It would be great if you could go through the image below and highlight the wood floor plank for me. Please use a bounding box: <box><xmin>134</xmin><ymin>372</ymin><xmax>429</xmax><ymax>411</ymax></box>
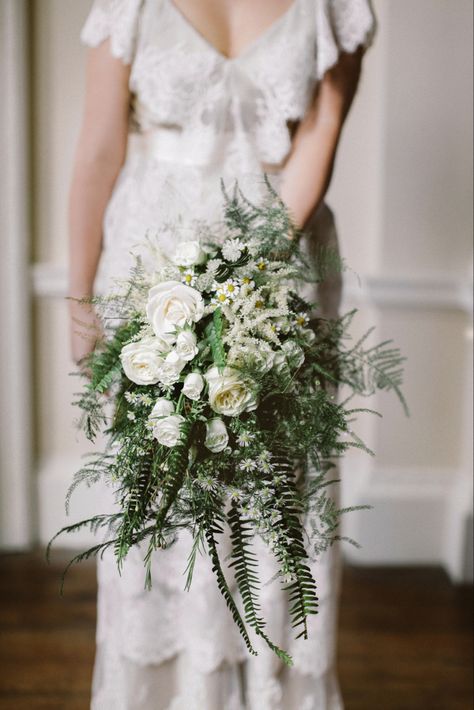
<box><xmin>0</xmin><ymin>551</ymin><xmax>472</xmax><ymax>709</ymax></box>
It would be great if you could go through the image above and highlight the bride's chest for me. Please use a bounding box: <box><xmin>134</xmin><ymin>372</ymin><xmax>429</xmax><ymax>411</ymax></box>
<box><xmin>129</xmin><ymin>0</ymin><xmax>318</xmax><ymax>131</ymax></box>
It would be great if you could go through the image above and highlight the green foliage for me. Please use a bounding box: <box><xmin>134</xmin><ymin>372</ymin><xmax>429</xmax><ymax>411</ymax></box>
<box><xmin>65</xmin><ymin>452</ymin><xmax>114</xmax><ymax>514</ymax></box>
<box><xmin>204</xmin><ymin>506</ymin><xmax>257</xmax><ymax>658</ymax></box>
<box><xmin>228</xmin><ymin>502</ymin><xmax>293</xmax><ymax>665</ymax></box>
<box><xmin>52</xmin><ymin>179</ymin><xmax>408</xmax><ymax>664</ymax></box>
<box><xmin>204</xmin><ymin>307</ymin><xmax>226</xmax><ymax>371</ymax></box>
<box><xmin>269</xmin><ymin>453</ymin><xmax>318</xmax><ymax>639</ymax></box>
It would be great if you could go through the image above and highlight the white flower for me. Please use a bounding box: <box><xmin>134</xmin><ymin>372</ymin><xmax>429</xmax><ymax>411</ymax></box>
<box><xmin>294</xmin><ymin>312</ymin><xmax>310</xmax><ymax>327</ymax></box>
<box><xmin>300</xmin><ymin>328</ymin><xmax>316</xmax><ymax>346</ymax></box>
<box><xmin>204</xmin><ymin>418</ymin><xmax>229</xmax><ymax>453</ymax></box>
<box><xmin>205</xmin><ymin>366</ymin><xmax>257</xmax><ymax>417</ymax></box>
<box><xmin>221</xmin><ymin>279</ymin><xmax>240</xmax><ymax>299</ymax></box>
<box><xmin>182</xmin><ymin>372</ymin><xmax>205</xmax><ymax>400</ymax></box>
<box><xmin>206</xmin><ymin>258</ymin><xmax>223</xmax><ymax>275</ymax></box>
<box><xmin>152</xmin><ymin>414</ymin><xmax>185</xmax><ymax>447</ymax></box>
<box><xmin>175</xmin><ymin>330</ymin><xmax>199</xmax><ymax>362</ymax></box>
<box><xmin>126</xmin><ymin>411</ymin><xmax>136</xmax><ymax>421</ymax></box>
<box><xmin>239</xmin><ymin>276</ymin><xmax>255</xmax><ymax>295</ymax></box>
<box><xmin>222</xmin><ymin>239</ymin><xmax>244</xmax><ymax>262</ymax></box>
<box><xmin>282</xmin><ymin>340</ymin><xmax>305</xmax><ymax>368</ymax></box>
<box><xmin>273</xmin><ymin>351</ymin><xmax>288</xmax><ymax>374</ymax></box>
<box><xmin>146</xmin><ymin>281</ymin><xmax>204</xmax><ymax>343</ymax></box>
<box><xmin>239</xmin><ymin>458</ymin><xmax>257</xmax><ymax>472</ymax></box>
<box><xmin>228</xmin><ymin>340</ymin><xmax>275</xmax><ymax>375</ymax></box>
<box><xmin>236</xmin><ymin>431</ymin><xmax>254</xmax><ymax>447</ymax></box>
<box><xmin>211</xmin><ymin>292</ymin><xmax>231</xmax><ymax>307</ymax></box>
<box><xmin>159</xmin><ymin>350</ymin><xmax>186</xmax><ymax>386</ymax></box>
<box><xmin>149</xmin><ymin>398</ymin><xmax>175</xmax><ymax>422</ymax></box>
<box><xmin>172</xmin><ymin>241</ymin><xmax>206</xmax><ymax>268</ymax></box>
<box><xmin>181</xmin><ymin>269</ymin><xmax>197</xmax><ymax>287</ymax></box>
<box><xmin>139</xmin><ymin>393</ymin><xmax>153</xmax><ymax>406</ymax></box>
<box><xmin>120</xmin><ymin>337</ymin><xmax>165</xmax><ymax>385</ymax></box>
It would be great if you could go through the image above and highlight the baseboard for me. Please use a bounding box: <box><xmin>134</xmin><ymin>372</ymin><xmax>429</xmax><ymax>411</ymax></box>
<box><xmin>37</xmin><ymin>454</ymin><xmax>117</xmax><ymax>551</ymax></box>
<box><xmin>37</xmin><ymin>454</ymin><xmax>473</xmax><ymax>583</ymax></box>
<box><xmin>340</xmin><ymin>464</ymin><xmax>473</xmax><ymax>582</ymax></box>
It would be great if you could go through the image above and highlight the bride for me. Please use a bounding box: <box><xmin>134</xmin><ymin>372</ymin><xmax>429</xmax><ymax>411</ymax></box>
<box><xmin>69</xmin><ymin>1</ymin><xmax>377</xmax><ymax>708</ymax></box>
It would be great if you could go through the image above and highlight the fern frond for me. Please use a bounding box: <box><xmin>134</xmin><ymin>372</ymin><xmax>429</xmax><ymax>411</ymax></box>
<box><xmin>184</xmin><ymin>526</ymin><xmax>205</xmax><ymax>592</ymax></box>
<box><xmin>228</xmin><ymin>502</ymin><xmax>293</xmax><ymax>665</ymax></box>
<box><xmin>205</xmin><ymin>514</ymin><xmax>257</xmax><ymax>657</ymax></box>
<box><xmin>270</xmin><ymin>453</ymin><xmax>319</xmax><ymax>640</ymax></box>
<box><xmin>65</xmin><ymin>452</ymin><xmax>113</xmax><ymax>514</ymax></box>
<box><xmin>46</xmin><ymin>513</ymin><xmax>122</xmax><ymax>562</ymax></box>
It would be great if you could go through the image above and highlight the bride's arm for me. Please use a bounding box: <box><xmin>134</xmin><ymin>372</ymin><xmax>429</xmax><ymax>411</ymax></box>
<box><xmin>279</xmin><ymin>47</ymin><xmax>365</xmax><ymax>230</ymax></box>
<box><xmin>68</xmin><ymin>41</ymin><xmax>131</xmax><ymax>363</ymax></box>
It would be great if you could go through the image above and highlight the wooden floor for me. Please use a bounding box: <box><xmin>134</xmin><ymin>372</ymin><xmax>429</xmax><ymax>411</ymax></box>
<box><xmin>0</xmin><ymin>551</ymin><xmax>472</xmax><ymax>710</ymax></box>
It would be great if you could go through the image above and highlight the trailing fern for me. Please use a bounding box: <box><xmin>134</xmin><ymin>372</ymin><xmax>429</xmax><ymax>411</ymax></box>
<box><xmin>51</xmin><ymin>180</ymin><xmax>408</xmax><ymax>665</ymax></box>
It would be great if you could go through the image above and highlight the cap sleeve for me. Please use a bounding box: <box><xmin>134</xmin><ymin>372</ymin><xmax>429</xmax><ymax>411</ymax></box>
<box><xmin>315</xmin><ymin>0</ymin><xmax>377</xmax><ymax>81</ymax></box>
<box><xmin>80</xmin><ymin>0</ymin><xmax>144</xmax><ymax>65</ymax></box>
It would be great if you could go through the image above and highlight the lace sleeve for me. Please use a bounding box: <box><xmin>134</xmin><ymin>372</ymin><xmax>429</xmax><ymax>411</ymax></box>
<box><xmin>80</xmin><ymin>0</ymin><xmax>144</xmax><ymax>65</ymax></box>
<box><xmin>314</xmin><ymin>0</ymin><xmax>377</xmax><ymax>81</ymax></box>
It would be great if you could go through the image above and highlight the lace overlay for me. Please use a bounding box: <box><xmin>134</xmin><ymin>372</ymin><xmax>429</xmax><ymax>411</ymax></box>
<box><xmin>80</xmin><ymin>0</ymin><xmax>377</xmax><ymax>707</ymax></box>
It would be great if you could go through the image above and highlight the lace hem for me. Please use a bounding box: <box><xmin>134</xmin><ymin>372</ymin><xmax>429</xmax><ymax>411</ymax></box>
<box><xmin>91</xmin><ymin>641</ymin><xmax>344</xmax><ymax>710</ymax></box>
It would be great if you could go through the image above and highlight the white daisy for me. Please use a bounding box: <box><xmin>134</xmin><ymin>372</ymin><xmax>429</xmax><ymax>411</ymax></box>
<box><xmin>221</xmin><ymin>279</ymin><xmax>240</xmax><ymax>299</ymax></box>
<box><xmin>239</xmin><ymin>276</ymin><xmax>255</xmax><ymax>295</ymax></box>
<box><xmin>239</xmin><ymin>458</ymin><xmax>257</xmax><ymax>472</ymax></box>
<box><xmin>181</xmin><ymin>269</ymin><xmax>197</xmax><ymax>287</ymax></box>
<box><xmin>139</xmin><ymin>393</ymin><xmax>153</xmax><ymax>406</ymax></box>
<box><xmin>236</xmin><ymin>431</ymin><xmax>254</xmax><ymax>447</ymax></box>
<box><xmin>294</xmin><ymin>312</ymin><xmax>309</xmax><ymax>327</ymax></box>
<box><xmin>211</xmin><ymin>292</ymin><xmax>231</xmax><ymax>307</ymax></box>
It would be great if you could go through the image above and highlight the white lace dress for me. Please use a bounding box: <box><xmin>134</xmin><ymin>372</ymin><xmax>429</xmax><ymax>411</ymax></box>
<box><xmin>80</xmin><ymin>1</ymin><xmax>377</xmax><ymax>708</ymax></box>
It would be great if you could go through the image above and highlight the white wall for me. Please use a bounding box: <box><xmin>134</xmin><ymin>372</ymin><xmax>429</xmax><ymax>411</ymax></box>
<box><xmin>2</xmin><ymin>0</ymin><xmax>472</xmax><ymax>578</ymax></box>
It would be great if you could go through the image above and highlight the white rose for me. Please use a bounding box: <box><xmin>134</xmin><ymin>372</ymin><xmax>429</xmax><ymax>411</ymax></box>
<box><xmin>273</xmin><ymin>351</ymin><xmax>288</xmax><ymax>374</ymax></box>
<box><xmin>158</xmin><ymin>350</ymin><xmax>186</xmax><ymax>386</ymax></box>
<box><xmin>149</xmin><ymin>398</ymin><xmax>175</xmax><ymax>421</ymax></box>
<box><xmin>153</xmin><ymin>414</ymin><xmax>185</xmax><ymax>447</ymax></box>
<box><xmin>182</xmin><ymin>372</ymin><xmax>205</xmax><ymax>400</ymax></box>
<box><xmin>282</xmin><ymin>340</ymin><xmax>305</xmax><ymax>368</ymax></box>
<box><xmin>300</xmin><ymin>328</ymin><xmax>316</xmax><ymax>346</ymax></box>
<box><xmin>175</xmin><ymin>330</ymin><xmax>199</xmax><ymax>362</ymax></box>
<box><xmin>120</xmin><ymin>337</ymin><xmax>165</xmax><ymax>385</ymax></box>
<box><xmin>146</xmin><ymin>281</ymin><xmax>205</xmax><ymax>342</ymax></box>
<box><xmin>205</xmin><ymin>366</ymin><xmax>257</xmax><ymax>417</ymax></box>
<box><xmin>172</xmin><ymin>241</ymin><xmax>206</xmax><ymax>267</ymax></box>
<box><xmin>205</xmin><ymin>418</ymin><xmax>229</xmax><ymax>453</ymax></box>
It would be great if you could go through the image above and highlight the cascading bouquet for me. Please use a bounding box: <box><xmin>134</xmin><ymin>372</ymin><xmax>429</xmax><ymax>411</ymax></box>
<box><xmin>51</xmin><ymin>180</ymin><xmax>407</xmax><ymax>665</ymax></box>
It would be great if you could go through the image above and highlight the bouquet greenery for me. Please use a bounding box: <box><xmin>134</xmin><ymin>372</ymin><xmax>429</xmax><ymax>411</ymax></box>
<box><xmin>51</xmin><ymin>180</ymin><xmax>406</xmax><ymax>665</ymax></box>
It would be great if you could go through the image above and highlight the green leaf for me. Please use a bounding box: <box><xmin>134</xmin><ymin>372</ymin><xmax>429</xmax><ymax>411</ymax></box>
<box><xmin>205</xmin><ymin>307</ymin><xmax>226</xmax><ymax>371</ymax></box>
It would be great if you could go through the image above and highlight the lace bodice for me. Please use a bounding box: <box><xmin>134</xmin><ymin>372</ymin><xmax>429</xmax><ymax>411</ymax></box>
<box><xmin>81</xmin><ymin>0</ymin><xmax>377</xmax><ymax>172</ymax></box>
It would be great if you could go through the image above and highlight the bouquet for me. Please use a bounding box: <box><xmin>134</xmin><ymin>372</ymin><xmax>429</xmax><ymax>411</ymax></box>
<box><xmin>51</xmin><ymin>180</ymin><xmax>406</xmax><ymax>665</ymax></box>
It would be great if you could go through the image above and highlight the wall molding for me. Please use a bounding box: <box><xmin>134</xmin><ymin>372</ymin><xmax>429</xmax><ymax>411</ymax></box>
<box><xmin>340</xmin><ymin>463</ymin><xmax>473</xmax><ymax>582</ymax></box>
<box><xmin>38</xmin><ymin>453</ymin><xmax>472</xmax><ymax>582</ymax></box>
<box><xmin>0</xmin><ymin>1</ymin><xmax>34</xmax><ymax>550</ymax></box>
<box><xmin>31</xmin><ymin>261</ymin><xmax>474</xmax><ymax>313</ymax></box>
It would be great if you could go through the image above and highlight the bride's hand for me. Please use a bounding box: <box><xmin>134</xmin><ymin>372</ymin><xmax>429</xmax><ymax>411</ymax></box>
<box><xmin>69</xmin><ymin>298</ymin><xmax>103</xmax><ymax>367</ymax></box>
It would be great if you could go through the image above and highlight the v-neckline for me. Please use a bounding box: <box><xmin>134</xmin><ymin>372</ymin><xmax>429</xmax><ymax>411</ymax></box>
<box><xmin>167</xmin><ymin>0</ymin><xmax>299</xmax><ymax>63</ymax></box>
